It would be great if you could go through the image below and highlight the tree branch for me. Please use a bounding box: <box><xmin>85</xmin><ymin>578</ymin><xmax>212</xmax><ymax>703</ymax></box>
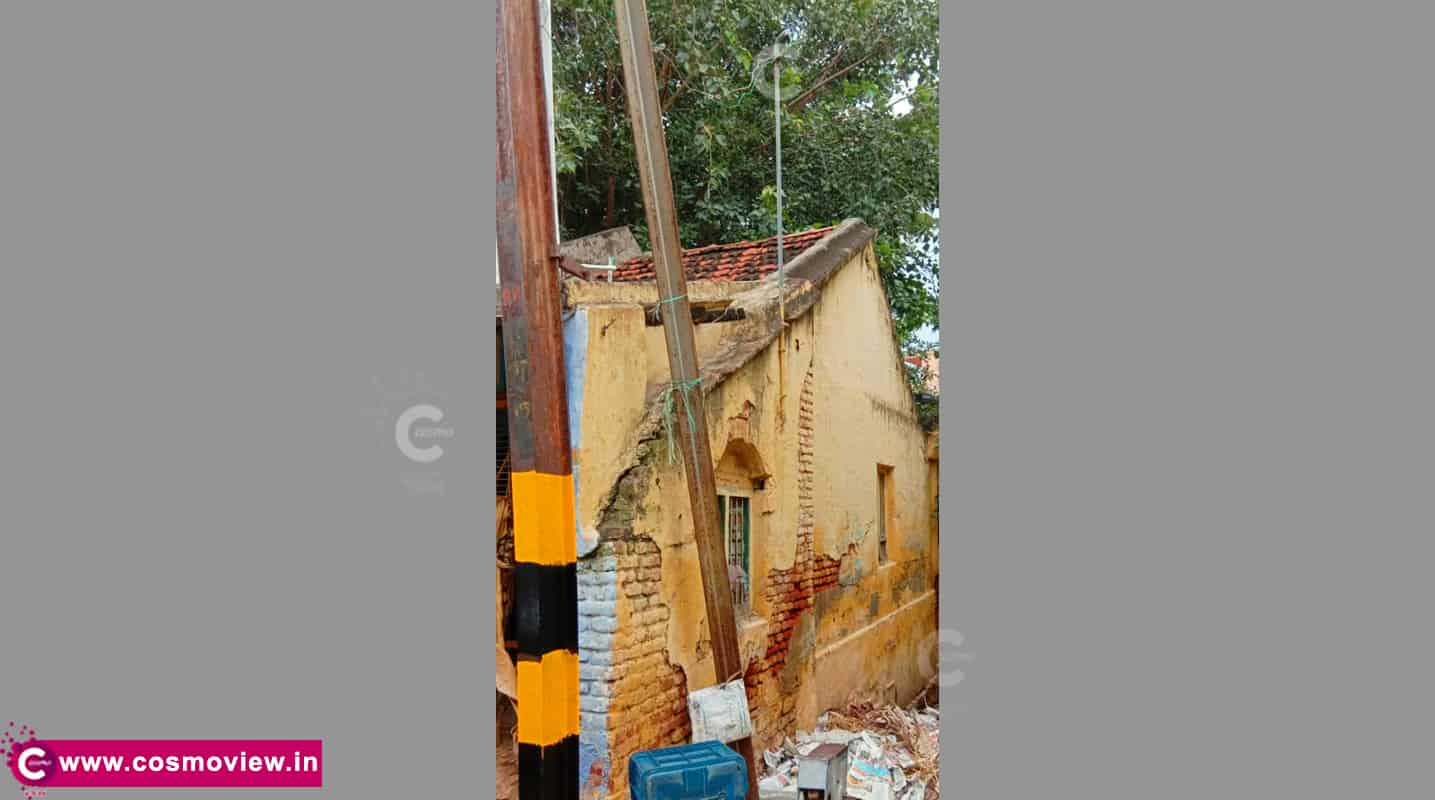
<box><xmin>662</xmin><ymin>79</ymin><xmax>689</xmax><ymax>113</ymax></box>
<box><xmin>655</xmin><ymin>50</ymin><xmax>689</xmax><ymax>114</ymax></box>
<box><xmin>785</xmin><ymin>50</ymin><xmax>880</xmax><ymax>112</ymax></box>
<box><xmin>886</xmin><ymin>88</ymin><xmax>921</xmax><ymax>112</ymax></box>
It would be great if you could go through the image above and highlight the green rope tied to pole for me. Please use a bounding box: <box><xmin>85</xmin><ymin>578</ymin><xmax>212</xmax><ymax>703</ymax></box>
<box><xmin>650</xmin><ymin>293</ymin><xmax>688</xmax><ymax>325</ymax></box>
<box><xmin>660</xmin><ymin>377</ymin><xmax>704</xmax><ymax>465</ymax></box>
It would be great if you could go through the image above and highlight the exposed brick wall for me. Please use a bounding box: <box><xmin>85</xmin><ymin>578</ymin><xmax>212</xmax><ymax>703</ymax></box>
<box><xmin>743</xmin><ymin>366</ymin><xmax>841</xmax><ymax>750</ymax></box>
<box><xmin>579</xmin><ymin>434</ymin><xmax>691</xmax><ymax>799</ymax></box>
<box><xmin>577</xmin><ymin>548</ymin><xmax>617</xmax><ymax>795</ymax></box>
<box><xmin>605</xmin><ymin>536</ymin><xmax>690</xmax><ymax>794</ymax></box>
<box><xmin>579</xmin><ymin>535</ymin><xmax>690</xmax><ymax>798</ymax></box>
<box><xmin>582</xmin><ymin>364</ymin><xmax>866</xmax><ymax>792</ymax></box>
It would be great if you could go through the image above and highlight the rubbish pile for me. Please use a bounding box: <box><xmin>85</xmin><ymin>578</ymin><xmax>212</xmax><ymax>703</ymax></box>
<box><xmin>757</xmin><ymin>700</ymin><xmax>940</xmax><ymax>800</ymax></box>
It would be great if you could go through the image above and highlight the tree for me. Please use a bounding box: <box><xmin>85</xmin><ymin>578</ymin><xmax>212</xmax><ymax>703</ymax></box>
<box><xmin>903</xmin><ymin>343</ymin><xmax>940</xmax><ymax>431</ymax></box>
<box><xmin>551</xmin><ymin>0</ymin><xmax>940</xmax><ymax>345</ymax></box>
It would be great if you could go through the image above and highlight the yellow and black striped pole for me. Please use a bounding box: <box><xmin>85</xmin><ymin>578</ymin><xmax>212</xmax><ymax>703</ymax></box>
<box><xmin>511</xmin><ymin>473</ymin><xmax>579</xmax><ymax>799</ymax></box>
<box><xmin>497</xmin><ymin>0</ymin><xmax>579</xmax><ymax>797</ymax></box>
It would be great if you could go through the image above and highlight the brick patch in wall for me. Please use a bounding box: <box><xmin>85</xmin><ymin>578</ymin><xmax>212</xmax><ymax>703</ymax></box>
<box><xmin>742</xmin><ymin>365</ymin><xmax>846</xmax><ymax>749</ymax></box>
<box><xmin>577</xmin><ymin>547</ymin><xmax>618</xmax><ymax>797</ymax></box>
<box><xmin>577</xmin><ymin>359</ymin><xmax>882</xmax><ymax>792</ymax></box>
<box><xmin>608</xmin><ymin>536</ymin><xmax>690</xmax><ymax>793</ymax></box>
<box><xmin>582</xmin><ymin>429</ymin><xmax>695</xmax><ymax>799</ymax></box>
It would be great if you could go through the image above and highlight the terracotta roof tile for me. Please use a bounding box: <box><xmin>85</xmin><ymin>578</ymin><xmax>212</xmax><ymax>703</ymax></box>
<box><xmin>610</xmin><ymin>226</ymin><xmax>835</xmax><ymax>283</ymax></box>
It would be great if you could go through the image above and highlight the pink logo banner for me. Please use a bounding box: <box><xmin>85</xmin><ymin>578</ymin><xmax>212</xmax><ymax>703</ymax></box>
<box><xmin>7</xmin><ymin>740</ymin><xmax>322</xmax><ymax>789</ymax></box>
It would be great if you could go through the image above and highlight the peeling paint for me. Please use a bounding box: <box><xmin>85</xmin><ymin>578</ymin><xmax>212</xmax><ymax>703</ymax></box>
<box><xmin>836</xmin><ymin>511</ymin><xmax>873</xmax><ymax>551</ymax></box>
<box><xmin>564</xmin><ymin>308</ymin><xmax>600</xmax><ymax>558</ymax></box>
<box><xmin>563</xmin><ymin>237</ymin><xmax>938</xmax><ymax>796</ymax></box>
<box><xmin>839</xmin><ymin>555</ymin><xmax>866</xmax><ymax>587</ymax></box>
<box><xmin>779</xmin><ymin>611</ymin><xmax>816</xmax><ymax>693</ymax></box>
<box><xmin>889</xmin><ymin>558</ymin><xmax>929</xmax><ymax>606</ymax></box>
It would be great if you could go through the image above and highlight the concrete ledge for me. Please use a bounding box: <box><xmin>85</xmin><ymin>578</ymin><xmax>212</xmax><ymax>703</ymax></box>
<box><xmin>564</xmin><ymin>277</ymin><xmax>764</xmax><ymax>307</ymax></box>
<box><xmin>813</xmin><ymin>590</ymin><xmax>937</xmax><ymax>712</ymax></box>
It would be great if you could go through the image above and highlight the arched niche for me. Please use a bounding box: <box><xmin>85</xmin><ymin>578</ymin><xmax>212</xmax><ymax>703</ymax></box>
<box><xmin>715</xmin><ymin>437</ymin><xmax>770</xmax><ymax>490</ymax></box>
<box><xmin>714</xmin><ymin>438</ymin><xmax>769</xmax><ymax>617</ymax></box>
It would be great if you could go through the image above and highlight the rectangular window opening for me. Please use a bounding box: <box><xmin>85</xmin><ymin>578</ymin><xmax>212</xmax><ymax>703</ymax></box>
<box><xmin>719</xmin><ymin>494</ymin><xmax>751</xmax><ymax>616</ymax></box>
<box><xmin>645</xmin><ymin>302</ymin><xmax>747</xmax><ymax>327</ymax></box>
<box><xmin>877</xmin><ymin>464</ymin><xmax>894</xmax><ymax>563</ymax></box>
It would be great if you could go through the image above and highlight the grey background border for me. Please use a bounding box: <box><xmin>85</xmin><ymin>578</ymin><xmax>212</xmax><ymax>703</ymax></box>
<box><xmin>2</xmin><ymin>3</ymin><xmax>497</xmax><ymax>797</ymax></box>
<box><xmin>944</xmin><ymin>0</ymin><xmax>1434</xmax><ymax>796</ymax></box>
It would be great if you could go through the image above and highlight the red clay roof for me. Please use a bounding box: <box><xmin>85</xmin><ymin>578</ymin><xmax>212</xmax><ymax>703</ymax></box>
<box><xmin>610</xmin><ymin>226</ymin><xmax>835</xmax><ymax>283</ymax></box>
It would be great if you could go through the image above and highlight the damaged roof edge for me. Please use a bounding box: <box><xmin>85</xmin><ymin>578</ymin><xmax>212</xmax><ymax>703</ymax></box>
<box><xmin>781</xmin><ymin>218</ymin><xmax>876</xmax><ymax>293</ymax></box>
<box><xmin>563</xmin><ymin>218</ymin><xmax>876</xmax><ymax>311</ymax></box>
<box><xmin>591</xmin><ymin>220</ymin><xmax>881</xmax><ymax>531</ymax></box>
<box><xmin>499</xmin><ymin>218</ymin><xmax>875</xmax><ymax>320</ymax></box>
<box><xmin>680</xmin><ymin>217</ymin><xmax>877</xmax><ymax>401</ymax></box>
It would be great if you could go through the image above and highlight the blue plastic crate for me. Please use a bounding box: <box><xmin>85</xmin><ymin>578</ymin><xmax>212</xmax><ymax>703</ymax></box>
<box><xmin>628</xmin><ymin>740</ymin><xmax>748</xmax><ymax>800</ymax></box>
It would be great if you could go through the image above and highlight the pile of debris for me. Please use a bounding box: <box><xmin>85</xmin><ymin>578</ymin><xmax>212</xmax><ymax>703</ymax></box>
<box><xmin>758</xmin><ymin>699</ymin><xmax>940</xmax><ymax>800</ymax></box>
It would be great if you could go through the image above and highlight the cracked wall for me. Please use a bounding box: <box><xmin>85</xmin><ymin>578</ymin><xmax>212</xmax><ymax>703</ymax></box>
<box><xmin>576</xmin><ymin>427</ymin><xmax>693</xmax><ymax>800</ymax></box>
<box><xmin>569</xmin><ymin>241</ymin><xmax>938</xmax><ymax>798</ymax></box>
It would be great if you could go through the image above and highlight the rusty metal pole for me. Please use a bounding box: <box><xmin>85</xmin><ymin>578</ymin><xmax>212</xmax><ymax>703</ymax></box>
<box><xmin>497</xmin><ymin>1</ymin><xmax>579</xmax><ymax>798</ymax></box>
<box><xmin>612</xmin><ymin>1</ymin><xmax>759</xmax><ymax>796</ymax></box>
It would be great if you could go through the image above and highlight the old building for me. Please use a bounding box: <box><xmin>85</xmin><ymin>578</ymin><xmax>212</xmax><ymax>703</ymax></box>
<box><xmin>497</xmin><ymin>218</ymin><xmax>938</xmax><ymax>799</ymax></box>
<box><xmin>905</xmin><ymin>350</ymin><xmax>941</xmax><ymax>394</ymax></box>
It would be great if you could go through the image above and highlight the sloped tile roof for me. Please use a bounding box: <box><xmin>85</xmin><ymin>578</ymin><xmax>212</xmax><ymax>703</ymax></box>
<box><xmin>610</xmin><ymin>226</ymin><xmax>836</xmax><ymax>283</ymax></box>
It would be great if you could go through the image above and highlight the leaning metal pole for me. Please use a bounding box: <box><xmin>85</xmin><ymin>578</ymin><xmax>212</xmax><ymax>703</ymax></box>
<box><xmin>773</xmin><ymin>42</ymin><xmax>789</xmax><ymax>430</ymax></box>
<box><xmin>613</xmin><ymin>0</ymin><xmax>760</xmax><ymax>796</ymax></box>
<box><xmin>497</xmin><ymin>1</ymin><xmax>579</xmax><ymax>798</ymax></box>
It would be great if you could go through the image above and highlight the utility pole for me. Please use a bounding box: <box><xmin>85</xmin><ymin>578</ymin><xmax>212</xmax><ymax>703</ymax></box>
<box><xmin>497</xmin><ymin>1</ymin><xmax>578</xmax><ymax>799</ymax></box>
<box><xmin>612</xmin><ymin>1</ymin><xmax>759</xmax><ymax>796</ymax></box>
<box><xmin>773</xmin><ymin>42</ymin><xmax>789</xmax><ymax>430</ymax></box>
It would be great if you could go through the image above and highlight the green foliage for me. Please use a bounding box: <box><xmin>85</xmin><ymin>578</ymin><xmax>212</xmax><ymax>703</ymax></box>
<box><xmin>912</xmin><ymin>390</ymin><xmax>939</xmax><ymax>432</ymax></box>
<box><xmin>551</xmin><ymin>0</ymin><xmax>940</xmax><ymax>347</ymax></box>
<box><xmin>903</xmin><ymin>346</ymin><xmax>940</xmax><ymax>431</ymax></box>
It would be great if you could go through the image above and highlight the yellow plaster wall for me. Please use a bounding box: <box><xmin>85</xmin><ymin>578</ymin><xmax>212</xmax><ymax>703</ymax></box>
<box><xmin>642</xmin><ymin>318</ymin><xmax>750</xmax><ymax>388</ymax></box>
<box><xmin>800</xmin><ymin>244</ymin><xmax>937</xmax><ymax>711</ymax></box>
<box><xmin>574</xmin><ymin>240</ymin><xmax>937</xmax><ymax>770</ymax></box>
<box><xmin>572</xmin><ymin>304</ymin><xmax>651</xmax><ymax>550</ymax></box>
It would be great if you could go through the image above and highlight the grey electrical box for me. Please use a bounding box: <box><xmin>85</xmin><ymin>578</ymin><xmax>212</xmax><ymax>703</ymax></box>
<box><xmin>796</xmin><ymin>742</ymin><xmax>848</xmax><ymax>799</ymax></box>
